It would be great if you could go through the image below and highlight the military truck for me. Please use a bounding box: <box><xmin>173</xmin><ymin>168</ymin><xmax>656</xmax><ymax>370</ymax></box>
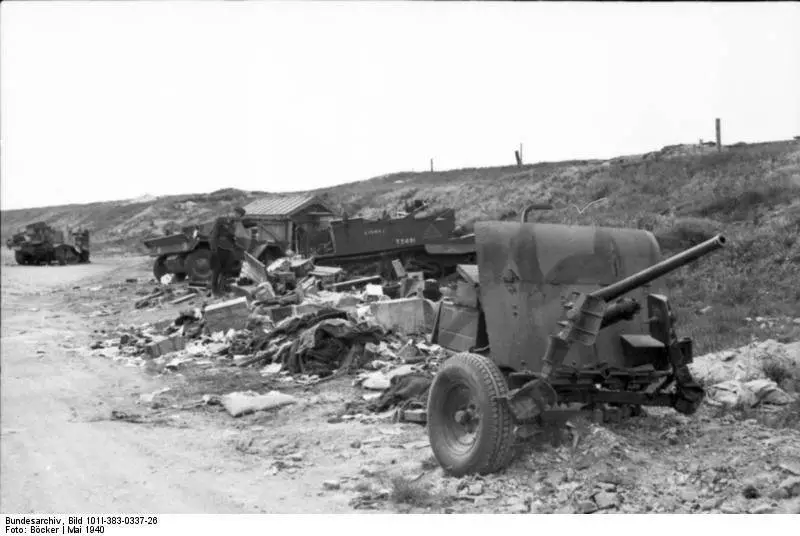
<box><xmin>6</xmin><ymin>222</ymin><xmax>91</xmax><ymax>265</ymax></box>
<box><xmin>143</xmin><ymin>221</ymin><xmax>286</xmax><ymax>283</ymax></box>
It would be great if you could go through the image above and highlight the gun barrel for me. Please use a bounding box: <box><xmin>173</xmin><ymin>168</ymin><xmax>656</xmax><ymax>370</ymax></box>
<box><xmin>592</xmin><ymin>234</ymin><xmax>726</xmax><ymax>302</ymax></box>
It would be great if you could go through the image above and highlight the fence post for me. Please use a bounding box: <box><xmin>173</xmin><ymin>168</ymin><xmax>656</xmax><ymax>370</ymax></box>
<box><xmin>715</xmin><ymin>118</ymin><xmax>721</xmax><ymax>151</ymax></box>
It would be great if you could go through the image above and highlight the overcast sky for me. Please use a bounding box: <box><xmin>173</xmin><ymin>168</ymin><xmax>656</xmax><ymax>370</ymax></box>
<box><xmin>1</xmin><ymin>2</ymin><xmax>799</xmax><ymax>211</ymax></box>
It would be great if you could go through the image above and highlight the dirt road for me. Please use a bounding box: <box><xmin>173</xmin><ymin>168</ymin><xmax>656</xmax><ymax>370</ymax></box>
<box><xmin>0</xmin><ymin>257</ymin><xmax>424</xmax><ymax>513</ymax></box>
<box><xmin>2</xmin><ymin>255</ymin><xmax>799</xmax><ymax>514</ymax></box>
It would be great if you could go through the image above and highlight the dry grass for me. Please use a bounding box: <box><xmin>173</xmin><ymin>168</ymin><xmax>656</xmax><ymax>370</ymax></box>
<box><xmin>386</xmin><ymin>475</ymin><xmax>448</xmax><ymax>509</ymax></box>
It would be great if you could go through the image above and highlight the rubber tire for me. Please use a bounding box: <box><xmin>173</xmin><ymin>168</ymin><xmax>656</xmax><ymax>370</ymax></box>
<box><xmin>185</xmin><ymin>248</ymin><xmax>213</xmax><ymax>283</ymax></box>
<box><xmin>153</xmin><ymin>256</ymin><xmax>169</xmax><ymax>281</ymax></box>
<box><xmin>173</xmin><ymin>272</ymin><xmax>187</xmax><ymax>282</ymax></box>
<box><xmin>14</xmin><ymin>251</ymin><xmax>26</xmax><ymax>265</ymax></box>
<box><xmin>427</xmin><ymin>352</ymin><xmax>515</xmax><ymax>477</ymax></box>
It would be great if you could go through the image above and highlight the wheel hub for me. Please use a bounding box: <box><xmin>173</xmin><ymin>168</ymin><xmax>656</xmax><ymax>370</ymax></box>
<box><xmin>444</xmin><ymin>387</ymin><xmax>481</xmax><ymax>445</ymax></box>
<box><xmin>454</xmin><ymin>406</ymin><xmax>479</xmax><ymax>429</ymax></box>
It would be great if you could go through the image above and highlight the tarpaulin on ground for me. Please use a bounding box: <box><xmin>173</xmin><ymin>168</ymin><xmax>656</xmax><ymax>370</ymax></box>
<box><xmin>285</xmin><ymin>318</ymin><xmax>385</xmax><ymax>376</ymax></box>
<box><xmin>368</xmin><ymin>372</ymin><xmax>432</xmax><ymax>413</ymax></box>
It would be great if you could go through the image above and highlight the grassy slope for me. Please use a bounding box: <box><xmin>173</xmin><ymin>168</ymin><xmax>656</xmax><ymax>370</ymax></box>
<box><xmin>321</xmin><ymin>140</ymin><xmax>800</xmax><ymax>352</ymax></box>
<box><xmin>3</xmin><ymin>140</ymin><xmax>799</xmax><ymax>351</ymax></box>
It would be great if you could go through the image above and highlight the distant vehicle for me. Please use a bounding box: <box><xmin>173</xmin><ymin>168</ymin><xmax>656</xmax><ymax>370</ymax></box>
<box><xmin>6</xmin><ymin>222</ymin><xmax>91</xmax><ymax>265</ymax></box>
<box><xmin>305</xmin><ymin>204</ymin><xmax>476</xmax><ymax>279</ymax></box>
<box><xmin>142</xmin><ymin>221</ymin><xmax>285</xmax><ymax>283</ymax></box>
<box><xmin>144</xmin><ymin>203</ymin><xmax>476</xmax><ymax>284</ymax></box>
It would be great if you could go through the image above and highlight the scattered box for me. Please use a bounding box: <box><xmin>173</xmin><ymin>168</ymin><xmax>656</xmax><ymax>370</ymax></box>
<box><xmin>310</xmin><ymin>265</ymin><xmax>344</xmax><ymax>284</ymax></box>
<box><xmin>432</xmin><ymin>302</ymin><xmax>482</xmax><ymax>352</ymax></box>
<box><xmin>271</xmin><ymin>271</ymin><xmax>297</xmax><ymax>285</ymax></box>
<box><xmin>456</xmin><ymin>264</ymin><xmax>480</xmax><ymax>285</ymax></box>
<box><xmin>289</xmin><ymin>257</ymin><xmax>314</xmax><ymax>278</ymax></box>
<box><xmin>265</xmin><ymin>305</ymin><xmax>296</xmax><ymax>323</ymax></box>
<box><xmin>298</xmin><ymin>276</ymin><xmax>319</xmax><ymax>296</ymax></box>
<box><xmin>392</xmin><ymin>259</ymin><xmax>407</xmax><ymax>279</ymax></box>
<box><xmin>294</xmin><ymin>303</ymin><xmax>323</xmax><ymax>317</ymax></box>
<box><xmin>400</xmin><ymin>271</ymin><xmax>425</xmax><ymax>297</ymax></box>
<box><xmin>204</xmin><ymin>297</ymin><xmax>249</xmax><ymax>333</ymax></box>
<box><xmin>453</xmin><ymin>280</ymin><xmax>478</xmax><ymax>308</ymax></box>
<box><xmin>369</xmin><ymin>297</ymin><xmax>437</xmax><ymax>335</ymax></box>
<box><xmin>398</xmin><ymin>408</ymin><xmax>427</xmax><ymax>424</ymax></box>
<box><xmin>241</xmin><ymin>252</ymin><xmax>269</xmax><ymax>285</ymax></box>
<box><xmin>230</xmin><ymin>285</ymin><xmax>254</xmax><ymax>301</ymax></box>
<box><xmin>146</xmin><ymin>335</ymin><xmax>186</xmax><ymax>359</ymax></box>
<box><xmin>253</xmin><ymin>281</ymin><xmax>276</xmax><ymax>301</ymax></box>
<box><xmin>267</xmin><ymin>258</ymin><xmax>291</xmax><ymax>274</ymax></box>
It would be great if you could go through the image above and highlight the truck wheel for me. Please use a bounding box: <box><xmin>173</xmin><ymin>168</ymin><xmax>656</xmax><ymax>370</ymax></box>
<box><xmin>153</xmin><ymin>256</ymin><xmax>169</xmax><ymax>281</ymax></box>
<box><xmin>427</xmin><ymin>353</ymin><xmax>515</xmax><ymax>476</ymax></box>
<box><xmin>185</xmin><ymin>249</ymin><xmax>213</xmax><ymax>282</ymax></box>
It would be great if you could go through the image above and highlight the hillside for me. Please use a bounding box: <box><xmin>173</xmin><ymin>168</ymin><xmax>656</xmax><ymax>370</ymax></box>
<box><xmin>1</xmin><ymin>188</ymin><xmax>268</xmax><ymax>255</ymax></box>
<box><xmin>3</xmin><ymin>139</ymin><xmax>800</xmax><ymax>352</ymax></box>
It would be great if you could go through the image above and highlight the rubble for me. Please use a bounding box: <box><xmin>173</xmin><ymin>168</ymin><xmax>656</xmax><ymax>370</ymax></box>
<box><xmin>706</xmin><ymin>379</ymin><xmax>795</xmax><ymax>408</ymax></box>
<box><xmin>220</xmin><ymin>390</ymin><xmax>298</xmax><ymax>417</ymax></box>
<box><xmin>691</xmin><ymin>339</ymin><xmax>800</xmax><ymax>407</ymax></box>
<box><xmin>691</xmin><ymin>339</ymin><xmax>800</xmax><ymax>385</ymax></box>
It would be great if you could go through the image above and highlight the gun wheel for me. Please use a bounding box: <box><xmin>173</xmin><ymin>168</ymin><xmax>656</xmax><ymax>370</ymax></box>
<box><xmin>427</xmin><ymin>353</ymin><xmax>515</xmax><ymax>476</ymax></box>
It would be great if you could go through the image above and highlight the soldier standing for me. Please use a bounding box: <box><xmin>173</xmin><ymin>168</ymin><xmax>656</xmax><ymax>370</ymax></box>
<box><xmin>209</xmin><ymin>206</ymin><xmax>250</xmax><ymax>296</ymax></box>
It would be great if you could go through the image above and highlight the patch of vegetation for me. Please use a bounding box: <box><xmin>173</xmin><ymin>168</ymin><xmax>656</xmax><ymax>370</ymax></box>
<box><xmin>387</xmin><ymin>476</ymin><xmax>447</xmax><ymax>509</ymax></box>
<box><xmin>762</xmin><ymin>358</ymin><xmax>796</xmax><ymax>386</ymax></box>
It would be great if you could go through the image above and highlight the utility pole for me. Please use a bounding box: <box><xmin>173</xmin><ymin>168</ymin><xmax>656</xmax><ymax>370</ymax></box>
<box><xmin>430</xmin><ymin>158</ymin><xmax>434</xmax><ymax>172</ymax></box>
<box><xmin>715</xmin><ymin>118</ymin><xmax>722</xmax><ymax>152</ymax></box>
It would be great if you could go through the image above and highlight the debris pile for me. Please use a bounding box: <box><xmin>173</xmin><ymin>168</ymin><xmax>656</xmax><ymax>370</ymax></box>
<box><xmin>691</xmin><ymin>339</ymin><xmax>800</xmax><ymax>408</ymax></box>
<box><xmin>90</xmin><ymin>253</ymin><xmax>453</xmax><ymax>415</ymax></box>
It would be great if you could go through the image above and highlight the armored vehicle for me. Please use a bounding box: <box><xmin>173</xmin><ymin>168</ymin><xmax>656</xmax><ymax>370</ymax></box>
<box><xmin>6</xmin><ymin>222</ymin><xmax>91</xmax><ymax>265</ymax></box>
<box><xmin>308</xmin><ymin>206</ymin><xmax>476</xmax><ymax>279</ymax></box>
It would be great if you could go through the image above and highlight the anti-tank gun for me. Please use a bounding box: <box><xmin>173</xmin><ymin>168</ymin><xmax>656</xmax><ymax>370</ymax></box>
<box><xmin>426</xmin><ymin>218</ymin><xmax>726</xmax><ymax>476</ymax></box>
